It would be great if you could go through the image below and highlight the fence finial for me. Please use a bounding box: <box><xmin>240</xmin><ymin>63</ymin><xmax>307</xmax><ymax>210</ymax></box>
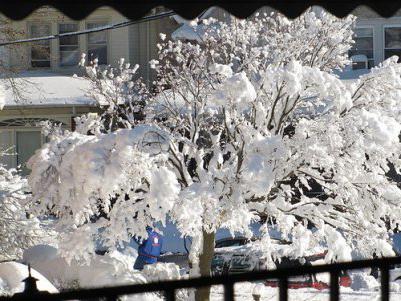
<box><xmin>22</xmin><ymin>264</ymin><xmax>39</xmax><ymax>294</ymax></box>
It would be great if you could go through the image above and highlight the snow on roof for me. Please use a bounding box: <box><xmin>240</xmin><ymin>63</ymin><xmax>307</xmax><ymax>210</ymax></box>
<box><xmin>171</xmin><ymin>24</ymin><xmax>206</xmax><ymax>42</ymax></box>
<box><xmin>171</xmin><ymin>8</ymin><xmax>218</xmax><ymax>42</ymax></box>
<box><xmin>2</xmin><ymin>71</ymin><xmax>96</xmax><ymax>108</ymax></box>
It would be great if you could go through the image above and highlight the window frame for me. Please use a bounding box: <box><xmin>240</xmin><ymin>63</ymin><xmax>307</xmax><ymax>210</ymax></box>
<box><xmin>349</xmin><ymin>25</ymin><xmax>375</xmax><ymax>69</ymax></box>
<box><xmin>86</xmin><ymin>19</ymin><xmax>110</xmax><ymax>65</ymax></box>
<box><xmin>0</xmin><ymin>118</ymin><xmax>69</xmax><ymax>171</ymax></box>
<box><xmin>383</xmin><ymin>25</ymin><xmax>401</xmax><ymax>61</ymax></box>
<box><xmin>58</xmin><ymin>22</ymin><xmax>80</xmax><ymax>67</ymax></box>
<box><xmin>28</xmin><ymin>22</ymin><xmax>52</xmax><ymax>68</ymax></box>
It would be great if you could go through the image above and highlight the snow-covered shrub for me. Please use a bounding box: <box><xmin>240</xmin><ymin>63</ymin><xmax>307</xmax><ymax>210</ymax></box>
<box><xmin>27</xmin><ymin>125</ymin><xmax>180</xmax><ymax>262</ymax></box>
<box><xmin>350</xmin><ymin>272</ymin><xmax>379</xmax><ymax>291</ymax></box>
<box><xmin>23</xmin><ymin>244</ymin><xmax>141</xmax><ymax>290</ymax></box>
<box><xmin>80</xmin><ymin>56</ymin><xmax>148</xmax><ymax>131</ymax></box>
<box><xmin>142</xmin><ymin>262</ymin><xmax>181</xmax><ymax>282</ymax></box>
<box><xmin>0</xmin><ymin>166</ymin><xmax>45</xmax><ymax>261</ymax></box>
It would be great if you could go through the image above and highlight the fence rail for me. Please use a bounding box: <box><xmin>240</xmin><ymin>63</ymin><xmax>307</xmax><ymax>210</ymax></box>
<box><xmin>2</xmin><ymin>256</ymin><xmax>401</xmax><ymax>301</ymax></box>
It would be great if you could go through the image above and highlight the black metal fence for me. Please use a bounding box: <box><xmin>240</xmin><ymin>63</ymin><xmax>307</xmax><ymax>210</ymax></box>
<box><xmin>2</xmin><ymin>256</ymin><xmax>401</xmax><ymax>301</ymax></box>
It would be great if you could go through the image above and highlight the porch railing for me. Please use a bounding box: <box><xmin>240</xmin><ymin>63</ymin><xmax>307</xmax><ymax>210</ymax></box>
<box><xmin>1</xmin><ymin>256</ymin><xmax>401</xmax><ymax>301</ymax></box>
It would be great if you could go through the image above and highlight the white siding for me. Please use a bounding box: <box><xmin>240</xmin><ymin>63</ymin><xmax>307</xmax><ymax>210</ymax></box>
<box><xmin>6</xmin><ymin>7</ymin><xmax>130</xmax><ymax>72</ymax></box>
<box><xmin>355</xmin><ymin>17</ymin><xmax>401</xmax><ymax>66</ymax></box>
<box><xmin>128</xmin><ymin>11</ymin><xmax>179</xmax><ymax>84</ymax></box>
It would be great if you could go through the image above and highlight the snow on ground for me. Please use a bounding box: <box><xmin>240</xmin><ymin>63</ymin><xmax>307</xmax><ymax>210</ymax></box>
<box><xmin>23</xmin><ymin>244</ymin><xmax>139</xmax><ymax>289</ymax></box>
<box><xmin>0</xmin><ymin>262</ymin><xmax>58</xmax><ymax>295</ymax></box>
<box><xmin>210</xmin><ymin>281</ymin><xmax>401</xmax><ymax>301</ymax></box>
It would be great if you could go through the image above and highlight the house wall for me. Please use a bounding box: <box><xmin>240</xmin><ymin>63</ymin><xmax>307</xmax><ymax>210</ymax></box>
<box><xmin>5</xmin><ymin>7</ymin><xmax>130</xmax><ymax>73</ymax></box>
<box><xmin>0</xmin><ymin>106</ymin><xmax>96</xmax><ymax>171</ymax></box>
<box><xmin>128</xmin><ymin>8</ymin><xmax>179</xmax><ymax>84</ymax></box>
<box><xmin>353</xmin><ymin>7</ymin><xmax>401</xmax><ymax>66</ymax></box>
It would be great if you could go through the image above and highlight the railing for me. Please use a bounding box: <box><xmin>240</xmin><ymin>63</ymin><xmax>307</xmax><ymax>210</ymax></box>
<box><xmin>2</xmin><ymin>256</ymin><xmax>401</xmax><ymax>301</ymax></box>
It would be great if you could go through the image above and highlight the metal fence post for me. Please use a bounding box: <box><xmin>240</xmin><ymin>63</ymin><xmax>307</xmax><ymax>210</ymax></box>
<box><xmin>224</xmin><ymin>281</ymin><xmax>234</xmax><ymax>301</ymax></box>
<box><xmin>278</xmin><ymin>277</ymin><xmax>288</xmax><ymax>301</ymax></box>
<box><xmin>330</xmin><ymin>270</ymin><xmax>339</xmax><ymax>301</ymax></box>
<box><xmin>381</xmin><ymin>266</ymin><xmax>390</xmax><ymax>301</ymax></box>
<box><xmin>165</xmin><ymin>288</ymin><xmax>176</xmax><ymax>301</ymax></box>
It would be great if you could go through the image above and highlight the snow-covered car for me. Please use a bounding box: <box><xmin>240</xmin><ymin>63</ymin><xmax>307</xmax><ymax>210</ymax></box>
<box><xmin>211</xmin><ymin>237</ymin><xmax>292</xmax><ymax>275</ymax></box>
<box><xmin>211</xmin><ymin>237</ymin><xmax>352</xmax><ymax>289</ymax></box>
<box><xmin>265</xmin><ymin>256</ymin><xmax>352</xmax><ymax>290</ymax></box>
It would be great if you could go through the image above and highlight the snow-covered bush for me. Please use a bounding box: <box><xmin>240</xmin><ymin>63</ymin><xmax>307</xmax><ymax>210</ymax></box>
<box><xmin>28</xmin><ymin>125</ymin><xmax>180</xmax><ymax>262</ymax></box>
<box><xmin>79</xmin><ymin>56</ymin><xmax>148</xmax><ymax>131</ymax></box>
<box><xmin>0</xmin><ymin>165</ymin><xmax>45</xmax><ymax>261</ymax></box>
<box><xmin>23</xmin><ymin>244</ymin><xmax>141</xmax><ymax>290</ymax></box>
<box><xmin>27</xmin><ymin>8</ymin><xmax>401</xmax><ymax>301</ymax></box>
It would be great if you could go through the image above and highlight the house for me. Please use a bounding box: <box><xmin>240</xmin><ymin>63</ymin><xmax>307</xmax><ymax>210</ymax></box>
<box><xmin>0</xmin><ymin>72</ymin><xmax>97</xmax><ymax>174</ymax></box>
<box><xmin>1</xmin><ymin>5</ymin><xmax>398</xmax><ymax>174</ymax></box>
<box><xmin>349</xmin><ymin>7</ymin><xmax>401</xmax><ymax>70</ymax></box>
<box><xmin>0</xmin><ymin>6</ymin><xmax>179</xmax><ymax>174</ymax></box>
<box><xmin>3</xmin><ymin>6</ymin><xmax>178</xmax><ymax>81</ymax></box>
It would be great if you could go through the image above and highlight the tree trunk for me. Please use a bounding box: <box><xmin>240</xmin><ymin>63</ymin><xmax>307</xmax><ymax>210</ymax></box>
<box><xmin>194</xmin><ymin>230</ymin><xmax>216</xmax><ymax>301</ymax></box>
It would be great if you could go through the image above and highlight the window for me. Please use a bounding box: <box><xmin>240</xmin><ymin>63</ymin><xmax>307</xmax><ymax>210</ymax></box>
<box><xmin>349</xmin><ymin>27</ymin><xmax>374</xmax><ymax>69</ymax></box>
<box><xmin>87</xmin><ymin>22</ymin><xmax>108</xmax><ymax>65</ymax></box>
<box><xmin>30</xmin><ymin>24</ymin><xmax>51</xmax><ymax>67</ymax></box>
<box><xmin>59</xmin><ymin>23</ymin><xmax>79</xmax><ymax>66</ymax></box>
<box><xmin>16</xmin><ymin>131</ymin><xmax>42</xmax><ymax>175</ymax></box>
<box><xmin>0</xmin><ymin>130</ymin><xmax>14</xmax><ymax>169</ymax></box>
<box><xmin>385</xmin><ymin>27</ymin><xmax>401</xmax><ymax>62</ymax></box>
<box><xmin>0</xmin><ymin>119</ymin><xmax>66</xmax><ymax>173</ymax></box>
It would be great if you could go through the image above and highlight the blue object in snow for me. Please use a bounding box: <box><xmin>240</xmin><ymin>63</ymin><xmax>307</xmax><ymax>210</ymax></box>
<box><xmin>133</xmin><ymin>227</ymin><xmax>163</xmax><ymax>270</ymax></box>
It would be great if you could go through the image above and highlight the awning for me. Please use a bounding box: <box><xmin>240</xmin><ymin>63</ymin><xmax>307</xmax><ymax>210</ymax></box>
<box><xmin>0</xmin><ymin>1</ymin><xmax>399</xmax><ymax>20</ymax></box>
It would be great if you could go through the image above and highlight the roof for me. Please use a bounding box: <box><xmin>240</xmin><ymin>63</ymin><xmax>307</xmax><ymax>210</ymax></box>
<box><xmin>1</xmin><ymin>71</ymin><xmax>96</xmax><ymax>109</ymax></box>
<box><xmin>1</xmin><ymin>1</ymin><xmax>400</xmax><ymax>21</ymax></box>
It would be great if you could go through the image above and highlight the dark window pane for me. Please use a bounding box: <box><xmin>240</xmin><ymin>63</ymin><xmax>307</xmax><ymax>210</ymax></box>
<box><xmin>87</xmin><ymin>22</ymin><xmax>108</xmax><ymax>64</ymax></box>
<box><xmin>88</xmin><ymin>31</ymin><xmax>107</xmax><ymax>44</ymax></box>
<box><xmin>60</xmin><ymin>45</ymin><xmax>79</xmax><ymax>52</ymax></box>
<box><xmin>59</xmin><ymin>23</ymin><xmax>79</xmax><ymax>66</ymax></box>
<box><xmin>349</xmin><ymin>49</ymin><xmax>373</xmax><ymax>59</ymax></box>
<box><xmin>385</xmin><ymin>49</ymin><xmax>401</xmax><ymax>61</ymax></box>
<box><xmin>31</xmin><ymin>60</ymin><xmax>50</xmax><ymax>68</ymax></box>
<box><xmin>59</xmin><ymin>35</ymin><xmax>78</xmax><ymax>46</ymax></box>
<box><xmin>60</xmin><ymin>51</ymin><xmax>80</xmax><ymax>66</ymax></box>
<box><xmin>355</xmin><ymin>28</ymin><xmax>373</xmax><ymax>37</ymax></box>
<box><xmin>31</xmin><ymin>24</ymin><xmax>50</xmax><ymax>38</ymax></box>
<box><xmin>30</xmin><ymin>24</ymin><xmax>50</xmax><ymax>67</ymax></box>
<box><xmin>59</xmin><ymin>23</ymin><xmax>78</xmax><ymax>34</ymax></box>
<box><xmin>32</xmin><ymin>46</ymin><xmax>50</xmax><ymax>60</ymax></box>
<box><xmin>88</xmin><ymin>45</ymin><xmax>107</xmax><ymax>65</ymax></box>
<box><xmin>349</xmin><ymin>28</ymin><xmax>374</xmax><ymax>68</ymax></box>
<box><xmin>385</xmin><ymin>28</ymin><xmax>401</xmax><ymax>49</ymax></box>
<box><xmin>16</xmin><ymin>131</ymin><xmax>42</xmax><ymax>176</ymax></box>
<box><xmin>354</xmin><ymin>37</ymin><xmax>373</xmax><ymax>51</ymax></box>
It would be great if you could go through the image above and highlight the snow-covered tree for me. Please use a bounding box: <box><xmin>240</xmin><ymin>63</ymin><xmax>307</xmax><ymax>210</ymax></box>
<box><xmin>0</xmin><ymin>165</ymin><xmax>46</xmax><ymax>261</ymax></box>
<box><xmin>0</xmin><ymin>75</ymin><xmax>48</xmax><ymax>261</ymax></box>
<box><xmin>27</xmin><ymin>125</ymin><xmax>180</xmax><ymax>263</ymax></box>
<box><xmin>78</xmin><ymin>56</ymin><xmax>148</xmax><ymax>132</ymax></box>
<box><xmin>27</xmin><ymin>8</ymin><xmax>401</xmax><ymax>301</ymax></box>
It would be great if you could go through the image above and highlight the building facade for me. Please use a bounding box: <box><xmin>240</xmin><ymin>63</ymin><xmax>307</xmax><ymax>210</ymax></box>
<box><xmin>0</xmin><ymin>6</ymin><xmax>178</xmax><ymax>174</ymax></box>
<box><xmin>2</xmin><ymin>5</ymin><xmax>400</xmax><ymax>174</ymax></box>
